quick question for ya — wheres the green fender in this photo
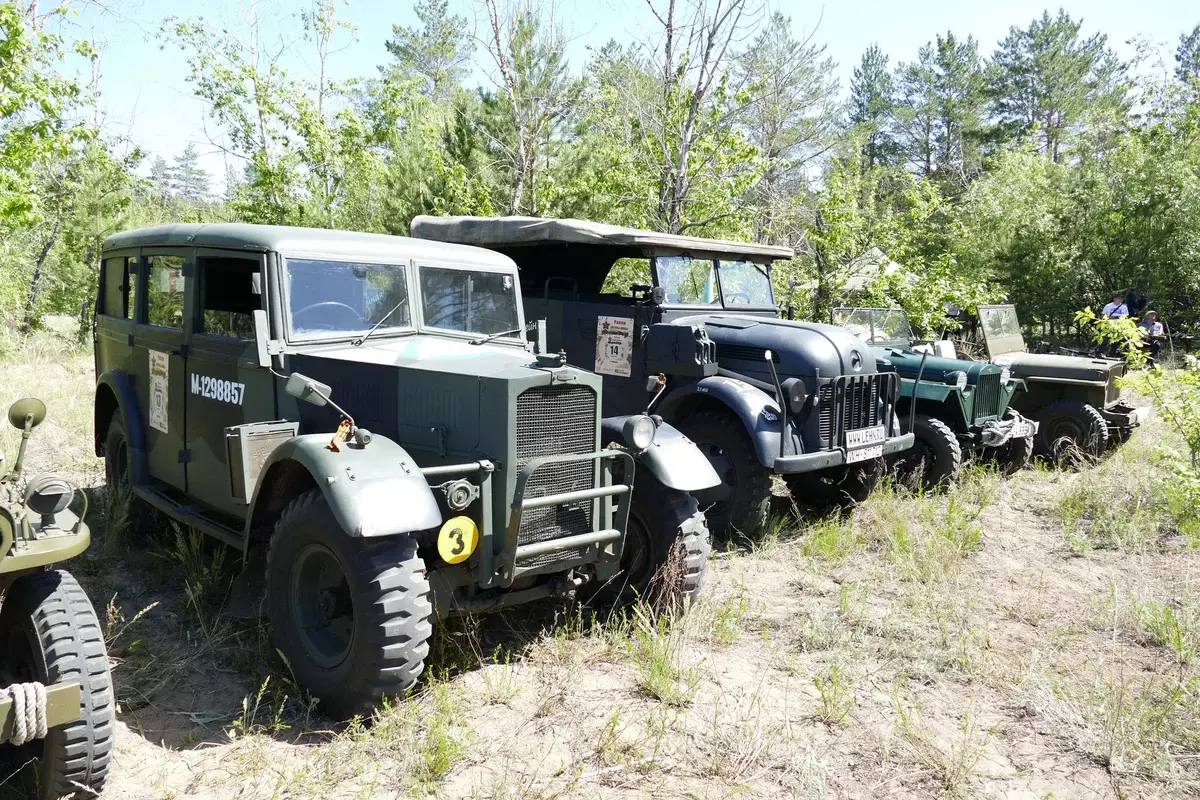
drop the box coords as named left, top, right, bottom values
left=247, top=433, right=443, bottom=539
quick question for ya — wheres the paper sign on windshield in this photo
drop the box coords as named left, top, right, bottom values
left=595, top=316, right=634, bottom=377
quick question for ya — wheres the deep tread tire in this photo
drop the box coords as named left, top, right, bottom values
left=595, top=477, right=711, bottom=608
left=990, top=430, right=1034, bottom=474
left=266, top=490, right=433, bottom=720
left=677, top=409, right=771, bottom=539
left=787, top=458, right=884, bottom=511
left=0, top=570, right=115, bottom=800
left=102, top=413, right=157, bottom=536
left=895, top=415, right=962, bottom=491
left=1034, top=400, right=1108, bottom=459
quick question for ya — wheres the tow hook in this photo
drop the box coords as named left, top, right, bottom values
left=551, top=570, right=588, bottom=596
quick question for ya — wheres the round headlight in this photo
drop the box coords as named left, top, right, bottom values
left=25, top=474, right=73, bottom=517
left=999, top=367, right=1011, bottom=384
left=781, top=377, right=807, bottom=414
left=623, top=415, right=656, bottom=451
left=945, top=371, right=967, bottom=390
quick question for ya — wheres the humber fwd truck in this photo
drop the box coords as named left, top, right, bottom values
left=410, top=215, right=913, bottom=537
left=92, top=223, right=714, bottom=719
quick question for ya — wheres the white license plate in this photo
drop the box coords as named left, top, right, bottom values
left=846, top=444, right=884, bottom=463
left=1010, top=421, right=1032, bottom=439
left=845, top=425, right=886, bottom=449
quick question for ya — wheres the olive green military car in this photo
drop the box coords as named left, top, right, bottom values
left=92, top=224, right=715, bottom=719
left=1, top=398, right=113, bottom=799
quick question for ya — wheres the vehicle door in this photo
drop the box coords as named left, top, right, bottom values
left=95, top=251, right=141, bottom=384
left=184, top=250, right=276, bottom=517
left=133, top=249, right=191, bottom=491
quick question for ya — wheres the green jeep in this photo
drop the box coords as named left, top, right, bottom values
left=92, top=223, right=715, bottom=719
left=976, top=304, right=1149, bottom=456
left=834, top=308, right=1038, bottom=488
left=1, top=398, right=112, bottom=799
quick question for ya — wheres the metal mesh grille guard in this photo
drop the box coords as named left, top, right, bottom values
left=514, top=385, right=597, bottom=567
left=817, top=372, right=900, bottom=447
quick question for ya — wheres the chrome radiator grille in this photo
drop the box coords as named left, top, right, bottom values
left=514, top=385, right=597, bottom=567
left=972, top=372, right=1003, bottom=423
left=818, top=373, right=896, bottom=447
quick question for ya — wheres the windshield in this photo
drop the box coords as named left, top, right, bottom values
left=420, top=266, right=520, bottom=337
left=718, top=260, right=774, bottom=306
left=980, top=306, right=1022, bottom=340
left=287, top=259, right=411, bottom=339
left=834, top=308, right=912, bottom=345
left=655, top=256, right=719, bottom=305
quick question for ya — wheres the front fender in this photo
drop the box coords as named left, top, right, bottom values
left=900, top=377, right=956, bottom=405
left=95, top=369, right=147, bottom=483
left=600, top=417, right=721, bottom=492
left=658, top=376, right=784, bottom=469
left=248, top=434, right=442, bottom=538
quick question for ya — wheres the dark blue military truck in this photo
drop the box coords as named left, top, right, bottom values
left=410, top=216, right=914, bottom=536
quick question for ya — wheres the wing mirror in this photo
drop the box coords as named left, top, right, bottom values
left=253, top=309, right=273, bottom=369
left=284, top=373, right=332, bottom=407
left=7, top=398, right=46, bottom=431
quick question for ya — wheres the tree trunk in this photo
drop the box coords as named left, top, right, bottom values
left=22, top=217, right=61, bottom=334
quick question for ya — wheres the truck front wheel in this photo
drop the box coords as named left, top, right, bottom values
left=1034, top=400, right=1108, bottom=460
left=678, top=409, right=772, bottom=539
left=595, top=476, right=710, bottom=608
left=266, top=490, right=433, bottom=720
left=894, top=415, right=962, bottom=492
left=0, top=570, right=114, bottom=800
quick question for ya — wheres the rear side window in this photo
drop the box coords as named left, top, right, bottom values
left=146, top=255, right=187, bottom=329
left=198, top=256, right=261, bottom=340
left=102, top=257, right=137, bottom=319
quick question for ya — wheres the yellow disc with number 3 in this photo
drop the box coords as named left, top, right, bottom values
left=437, top=516, right=479, bottom=564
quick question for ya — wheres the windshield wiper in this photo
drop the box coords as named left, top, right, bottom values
left=469, top=322, right=532, bottom=346
left=351, top=297, right=409, bottom=347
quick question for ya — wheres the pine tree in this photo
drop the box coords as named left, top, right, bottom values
left=149, top=155, right=173, bottom=198
left=385, top=0, right=472, bottom=101
left=171, top=143, right=209, bottom=201
left=849, top=44, right=895, bottom=168
left=1178, top=24, right=1200, bottom=85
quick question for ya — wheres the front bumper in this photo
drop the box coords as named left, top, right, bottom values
left=971, top=413, right=1039, bottom=449
left=1101, top=403, right=1150, bottom=430
left=773, top=432, right=914, bottom=473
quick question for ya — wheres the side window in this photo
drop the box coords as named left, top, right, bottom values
left=102, top=257, right=124, bottom=317
left=197, top=256, right=261, bottom=340
left=124, top=259, right=138, bottom=321
left=145, top=255, right=187, bottom=329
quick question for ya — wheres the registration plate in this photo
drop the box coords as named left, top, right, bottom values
left=844, top=425, right=886, bottom=464
left=1010, top=421, right=1032, bottom=439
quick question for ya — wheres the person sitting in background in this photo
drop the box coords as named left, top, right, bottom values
left=1093, top=294, right=1130, bottom=357
left=1138, top=310, right=1165, bottom=363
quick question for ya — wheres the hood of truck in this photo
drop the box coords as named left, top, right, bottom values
left=991, top=351, right=1117, bottom=383
left=868, top=346, right=998, bottom=383
left=291, top=335, right=553, bottom=381
left=673, top=314, right=877, bottom=379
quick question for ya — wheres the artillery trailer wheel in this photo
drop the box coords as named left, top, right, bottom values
left=1034, top=400, right=1108, bottom=461
left=989, top=431, right=1034, bottom=474
left=592, top=476, right=711, bottom=609
left=103, top=413, right=158, bottom=537
left=678, top=409, right=771, bottom=539
left=0, top=570, right=114, bottom=800
left=266, top=490, right=433, bottom=720
left=894, top=415, right=962, bottom=492
left=787, top=458, right=884, bottom=511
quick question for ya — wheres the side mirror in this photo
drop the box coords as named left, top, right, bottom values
left=284, top=373, right=332, bottom=407
left=650, top=286, right=666, bottom=305
left=7, top=398, right=46, bottom=430
left=253, top=309, right=272, bottom=369
left=645, top=375, right=661, bottom=393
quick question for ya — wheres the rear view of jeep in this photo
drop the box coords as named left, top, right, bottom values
left=410, top=216, right=914, bottom=537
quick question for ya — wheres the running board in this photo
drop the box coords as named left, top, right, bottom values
left=135, top=486, right=245, bottom=548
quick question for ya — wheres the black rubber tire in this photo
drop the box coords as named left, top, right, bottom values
left=990, top=430, right=1034, bottom=474
left=894, top=415, right=962, bottom=492
left=787, top=457, right=884, bottom=511
left=677, top=409, right=772, bottom=539
left=266, top=490, right=433, bottom=720
left=1033, top=400, right=1108, bottom=459
left=102, top=413, right=157, bottom=536
left=594, top=477, right=710, bottom=608
left=0, top=570, right=115, bottom=800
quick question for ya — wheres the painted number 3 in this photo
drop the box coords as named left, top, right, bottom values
left=190, top=374, right=246, bottom=406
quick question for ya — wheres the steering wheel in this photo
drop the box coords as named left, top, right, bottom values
left=725, top=291, right=751, bottom=304
left=292, top=301, right=365, bottom=330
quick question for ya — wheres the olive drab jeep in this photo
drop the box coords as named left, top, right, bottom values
left=974, top=304, right=1150, bottom=457
left=92, top=223, right=714, bottom=720
left=0, top=398, right=113, bottom=800
left=833, top=308, right=1038, bottom=489
left=409, top=215, right=914, bottom=536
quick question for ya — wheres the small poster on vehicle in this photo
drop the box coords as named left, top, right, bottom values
left=595, top=316, right=634, bottom=377
left=149, top=350, right=169, bottom=434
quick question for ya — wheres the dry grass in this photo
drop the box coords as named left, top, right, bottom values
left=3, top=337, right=1200, bottom=798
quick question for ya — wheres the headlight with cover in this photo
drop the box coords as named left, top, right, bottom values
left=999, top=367, right=1011, bottom=384
left=945, top=371, right=968, bottom=390
left=623, top=415, right=656, bottom=451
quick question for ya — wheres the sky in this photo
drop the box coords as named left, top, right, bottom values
left=61, top=0, right=1197, bottom=188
